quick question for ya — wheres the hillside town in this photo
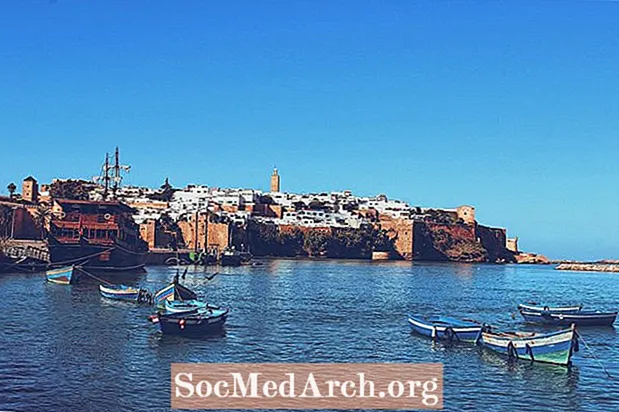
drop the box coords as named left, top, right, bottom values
left=0, top=149, right=546, bottom=272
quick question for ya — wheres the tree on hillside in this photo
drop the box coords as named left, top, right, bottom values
left=33, top=205, right=52, bottom=239
left=50, top=180, right=93, bottom=200
left=304, top=230, right=329, bottom=257
left=308, top=199, right=325, bottom=210
left=292, top=201, right=306, bottom=211
left=7, top=183, right=16, bottom=200
left=148, top=178, right=176, bottom=202
left=0, top=206, right=12, bottom=238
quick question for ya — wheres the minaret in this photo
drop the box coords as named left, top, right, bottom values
left=270, top=167, right=280, bottom=193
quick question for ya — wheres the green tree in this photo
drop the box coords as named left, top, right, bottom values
left=33, top=205, right=52, bottom=239
left=7, top=183, right=16, bottom=200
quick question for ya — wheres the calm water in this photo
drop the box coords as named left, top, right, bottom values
left=0, top=261, right=618, bottom=411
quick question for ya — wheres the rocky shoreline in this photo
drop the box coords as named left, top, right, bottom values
left=555, top=263, right=619, bottom=273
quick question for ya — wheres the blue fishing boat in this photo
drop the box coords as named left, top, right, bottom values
left=408, top=315, right=483, bottom=343
left=99, top=284, right=142, bottom=302
left=518, top=303, right=582, bottom=314
left=46, top=265, right=77, bottom=285
left=153, top=281, right=198, bottom=308
left=155, top=307, right=229, bottom=336
left=519, top=308, right=617, bottom=327
left=164, top=299, right=208, bottom=314
left=480, top=324, right=578, bottom=366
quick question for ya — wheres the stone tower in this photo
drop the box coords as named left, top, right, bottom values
left=22, top=176, right=38, bottom=204
left=456, top=205, right=476, bottom=225
left=506, top=237, right=519, bottom=253
left=270, top=168, right=280, bottom=193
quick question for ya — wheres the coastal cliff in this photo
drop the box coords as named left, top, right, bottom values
left=411, top=222, right=516, bottom=263
left=244, top=220, right=517, bottom=263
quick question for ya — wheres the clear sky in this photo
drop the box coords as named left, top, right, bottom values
left=1, top=1, right=618, bottom=261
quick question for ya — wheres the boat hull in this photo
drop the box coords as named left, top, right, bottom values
left=164, top=299, right=208, bottom=314
left=518, top=304, right=582, bottom=314
left=408, top=316, right=482, bottom=343
left=480, top=327, right=577, bottom=366
left=48, top=243, right=146, bottom=272
left=99, top=284, right=141, bottom=302
left=46, top=266, right=76, bottom=285
left=520, top=310, right=617, bottom=327
left=220, top=254, right=242, bottom=267
left=157, top=308, right=229, bottom=336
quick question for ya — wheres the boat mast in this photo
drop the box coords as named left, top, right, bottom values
left=103, top=153, right=110, bottom=200
left=110, top=147, right=131, bottom=200
left=194, top=210, right=199, bottom=254
left=113, top=147, right=120, bottom=198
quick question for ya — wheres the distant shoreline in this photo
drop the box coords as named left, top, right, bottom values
left=554, top=262, right=619, bottom=273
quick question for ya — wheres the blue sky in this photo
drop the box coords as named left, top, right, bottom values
left=1, top=1, right=618, bottom=260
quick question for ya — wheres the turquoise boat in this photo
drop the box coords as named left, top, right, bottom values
left=164, top=299, right=208, bottom=314
left=46, top=265, right=77, bottom=285
left=480, top=324, right=578, bottom=366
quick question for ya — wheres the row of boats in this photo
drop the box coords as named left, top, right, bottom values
left=47, top=265, right=617, bottom=364
left=46, top=265, right=229, bottom=336
left=408, top=304, right=618, bottom=366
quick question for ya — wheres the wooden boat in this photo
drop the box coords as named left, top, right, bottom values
left=164, top=299, right=208, bottom=314
left=155, top=307, right=229, bottom=336
left=519, top=308, right=617, bottom=327
left=518, top=303, right=582, bottom=314
left=153, top=281, right=198, bottom=308
left=46, top=265, right=77, bottom=285
left=480, top=325, right=578, bottom=366
left=99, top=284, right=142, bottom=302
left=408, top=315, right=483, bottom=343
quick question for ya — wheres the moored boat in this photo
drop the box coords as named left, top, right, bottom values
left=518, top=303, right=582, bottom=314
left=153, top=280, right=198, bottom=308
left=99, top=284, right=143, bottom=302
left=46, top=265, right=77, bottom=285
left=220, top=248, right=242, bottom=267
left=408, top=315, right=483, bottom=343
left=155, top=307, right=229, bottom=336
left=519, top=308, right=617, bottom=327
left=479, top=324, right=578, bottom=366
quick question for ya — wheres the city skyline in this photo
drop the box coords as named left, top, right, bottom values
left=2, top=2, right=619, bottom=260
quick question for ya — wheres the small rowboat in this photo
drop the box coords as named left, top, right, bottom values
left=99, top=284, right=142, bottom=302
left=46, top=265, right=77, bottom=285
left=480, top=325, right=578, bottom=366
left=408, top=315, right=483, bottom=343
left=519, top=308, right=617, bottom=327
left=155, top=307, right=229, bottom=336
left=518, top=303, right=582, bottom=314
